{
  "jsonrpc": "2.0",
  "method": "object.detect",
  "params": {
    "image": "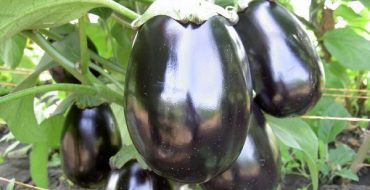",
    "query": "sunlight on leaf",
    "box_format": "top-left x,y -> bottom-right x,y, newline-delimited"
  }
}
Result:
268,117 -> 319,190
